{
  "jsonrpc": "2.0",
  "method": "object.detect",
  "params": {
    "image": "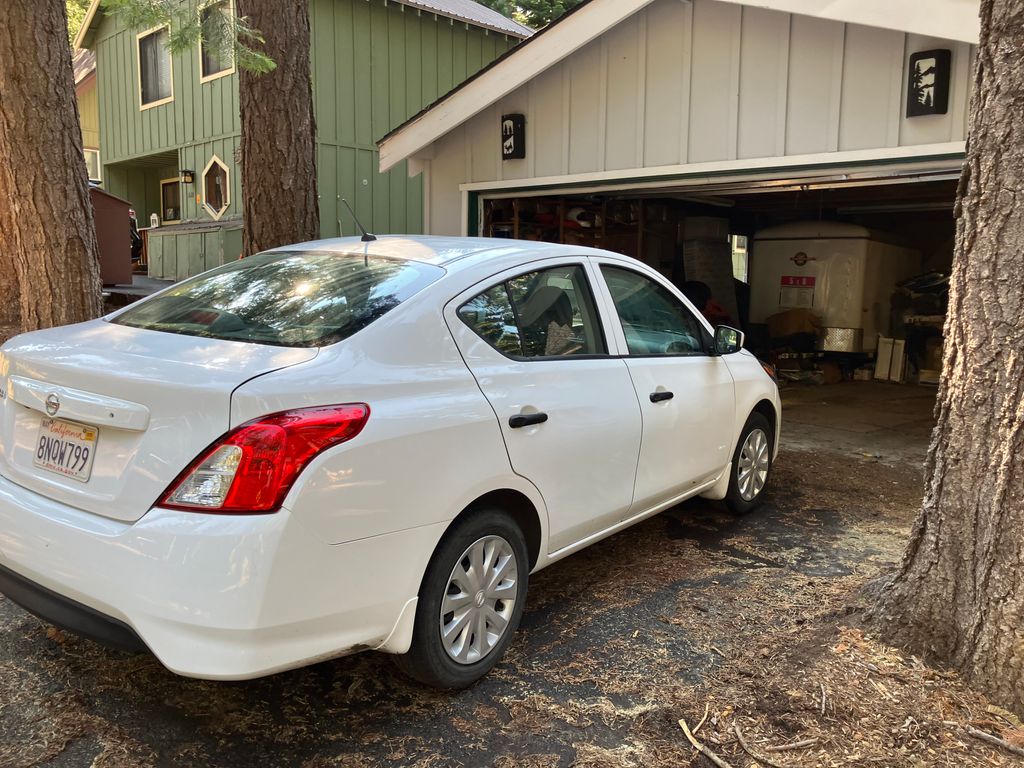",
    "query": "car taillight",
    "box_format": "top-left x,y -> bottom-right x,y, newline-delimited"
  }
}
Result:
159,404 -> 370,514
